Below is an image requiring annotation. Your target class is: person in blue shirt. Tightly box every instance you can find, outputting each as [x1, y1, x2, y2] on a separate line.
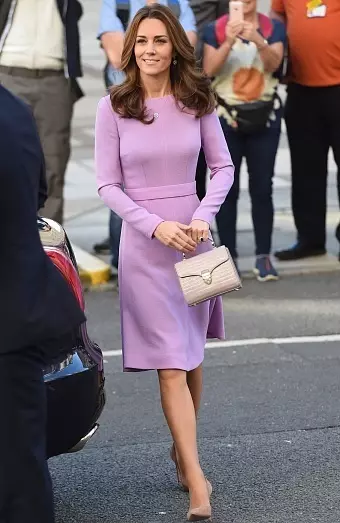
[94, 0, 197, 268]
[99, 0, 197, 86]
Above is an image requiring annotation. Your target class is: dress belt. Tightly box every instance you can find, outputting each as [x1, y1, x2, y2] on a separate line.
[125, 182, 197, 201]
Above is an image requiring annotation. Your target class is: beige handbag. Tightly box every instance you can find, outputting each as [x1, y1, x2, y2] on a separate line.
[175, 240, 242, 307]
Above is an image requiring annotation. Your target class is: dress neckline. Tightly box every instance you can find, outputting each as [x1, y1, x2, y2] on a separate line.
[145, 94, 173, 103]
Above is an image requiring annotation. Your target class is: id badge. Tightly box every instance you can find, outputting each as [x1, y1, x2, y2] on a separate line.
[307, 0, 327, 17]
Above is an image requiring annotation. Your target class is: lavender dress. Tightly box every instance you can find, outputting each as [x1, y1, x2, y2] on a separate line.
[95, 95, 234, 372]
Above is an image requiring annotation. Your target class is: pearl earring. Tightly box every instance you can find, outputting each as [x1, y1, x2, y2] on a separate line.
[173, 58, 177, 65]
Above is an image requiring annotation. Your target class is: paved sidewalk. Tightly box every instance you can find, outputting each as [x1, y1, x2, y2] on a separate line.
[64, 0, 340, 286]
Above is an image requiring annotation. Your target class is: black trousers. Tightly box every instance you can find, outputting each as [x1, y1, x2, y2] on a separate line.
[0, 347, 55, 523]
[216, 116, 281, 258]
[285, 83, 340, 248]
[196, 147, 207, 201]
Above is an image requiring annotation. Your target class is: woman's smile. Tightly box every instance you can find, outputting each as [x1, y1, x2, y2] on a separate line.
[143, 58, 160, 65]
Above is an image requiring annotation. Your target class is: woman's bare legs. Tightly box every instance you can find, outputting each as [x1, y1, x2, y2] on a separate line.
[158, 369, 210, 511]
[187, 364, 203, 418]
[171, 364, 204, 483]
[171, 364, 203, 474]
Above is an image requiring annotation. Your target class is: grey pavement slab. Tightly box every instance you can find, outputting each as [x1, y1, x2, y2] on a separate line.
[51, 428, 340, 523]
[51, 336, 340, 523]
[73, 340, 340, 448]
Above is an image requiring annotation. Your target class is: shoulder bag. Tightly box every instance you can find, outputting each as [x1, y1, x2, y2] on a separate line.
[175, 240, 242, 307]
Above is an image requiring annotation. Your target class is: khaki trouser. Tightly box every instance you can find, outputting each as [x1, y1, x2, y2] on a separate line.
[0, 69, 73, 224]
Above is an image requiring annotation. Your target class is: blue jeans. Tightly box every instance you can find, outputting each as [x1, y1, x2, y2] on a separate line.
[109, 210, 122, 269]
[103, 65, 124, 269]
[216, 114, 281, 258]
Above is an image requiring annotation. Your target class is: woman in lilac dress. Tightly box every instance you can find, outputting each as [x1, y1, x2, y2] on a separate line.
[95, 4, 234, 520]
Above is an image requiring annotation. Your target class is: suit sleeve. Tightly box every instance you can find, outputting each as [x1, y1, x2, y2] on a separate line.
[38, 157, 48, 211]
[95, 97, 164, 239]
[191, 110, 234, 225]
[0, 93, 47, 215]
[34, 119, 48, 211]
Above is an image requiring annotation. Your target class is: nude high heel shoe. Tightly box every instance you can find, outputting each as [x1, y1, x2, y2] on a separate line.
[187, 505, 212, 522]
[187, 480, 213, 522]
[170, 444, 189, 492]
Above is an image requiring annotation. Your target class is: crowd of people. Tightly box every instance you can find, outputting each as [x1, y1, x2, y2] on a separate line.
[0, 0, 338, 279]
[93, 0, 340, 281]
[1, 0, 340, 522]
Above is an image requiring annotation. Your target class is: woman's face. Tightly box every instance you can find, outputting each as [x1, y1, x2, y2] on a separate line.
[241, 0, 257, 16]
[134, 18, 174, 78]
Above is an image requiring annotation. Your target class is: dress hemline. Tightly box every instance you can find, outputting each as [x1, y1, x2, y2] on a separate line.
[122, 334, 226, 373]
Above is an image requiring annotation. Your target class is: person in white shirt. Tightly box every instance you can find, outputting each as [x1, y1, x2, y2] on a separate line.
[0, 0, 83, 224]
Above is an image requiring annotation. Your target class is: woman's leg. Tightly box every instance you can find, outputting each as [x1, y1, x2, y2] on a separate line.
[158, 369, 209, 509]
[215, 118, 244, 259]
[170, 366, 203, 489]
[245, 125, 281, 256]
[109, 210, 122, 269]
[195, 148, 207, 201]
[187, 364, 203, 418]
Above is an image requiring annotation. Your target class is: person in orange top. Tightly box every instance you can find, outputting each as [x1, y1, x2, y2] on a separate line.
[271, 0, 340, 261]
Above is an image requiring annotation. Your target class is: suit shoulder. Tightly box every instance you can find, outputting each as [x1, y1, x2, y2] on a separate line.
[0, 85, 33, 130]
[0, 86, 42, 185]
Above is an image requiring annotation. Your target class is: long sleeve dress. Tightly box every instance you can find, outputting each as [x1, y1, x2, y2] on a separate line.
[95, 94, 234, 372]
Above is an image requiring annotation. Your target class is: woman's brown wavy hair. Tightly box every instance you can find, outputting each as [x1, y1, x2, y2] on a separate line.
[110, 3, 215, 124]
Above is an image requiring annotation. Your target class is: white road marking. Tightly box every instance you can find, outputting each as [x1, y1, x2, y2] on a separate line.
[102, 334, 340, 358]
[205, 334, 340, 348]
[103, 350, 122, 357]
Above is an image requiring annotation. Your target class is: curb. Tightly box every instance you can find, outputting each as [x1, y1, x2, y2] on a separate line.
[73, 245, 340, 292]
[238, 254, 340, 279]
[72, 244, 111, 286]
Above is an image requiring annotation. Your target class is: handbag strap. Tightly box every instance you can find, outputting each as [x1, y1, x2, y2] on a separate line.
[182, 237, 215, 259]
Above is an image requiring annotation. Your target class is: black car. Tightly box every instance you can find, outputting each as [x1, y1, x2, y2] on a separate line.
[38, 217, 106, 458]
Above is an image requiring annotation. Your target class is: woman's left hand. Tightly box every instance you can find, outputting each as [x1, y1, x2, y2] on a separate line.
[188, 220, 210, 244]
[239, 22, 258, 43]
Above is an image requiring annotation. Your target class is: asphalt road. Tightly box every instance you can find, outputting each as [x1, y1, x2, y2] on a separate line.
[51, 273, 340, 523]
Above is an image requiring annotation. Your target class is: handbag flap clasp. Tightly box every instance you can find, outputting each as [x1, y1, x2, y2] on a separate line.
[201, 269, 212, 285]
[175, 246, 230, 279]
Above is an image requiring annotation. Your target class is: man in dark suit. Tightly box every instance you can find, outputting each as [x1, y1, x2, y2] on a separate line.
[0, 85, 85, 522]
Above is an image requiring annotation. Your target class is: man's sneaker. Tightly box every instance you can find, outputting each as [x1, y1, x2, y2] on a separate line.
[254, 256, 279, 282]
[93, 237, 111, 255]
[274, 243, 326, 261]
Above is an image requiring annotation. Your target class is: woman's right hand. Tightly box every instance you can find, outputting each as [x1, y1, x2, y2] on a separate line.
[226, 20, 244, 46]
[154, 221, 197, 253]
